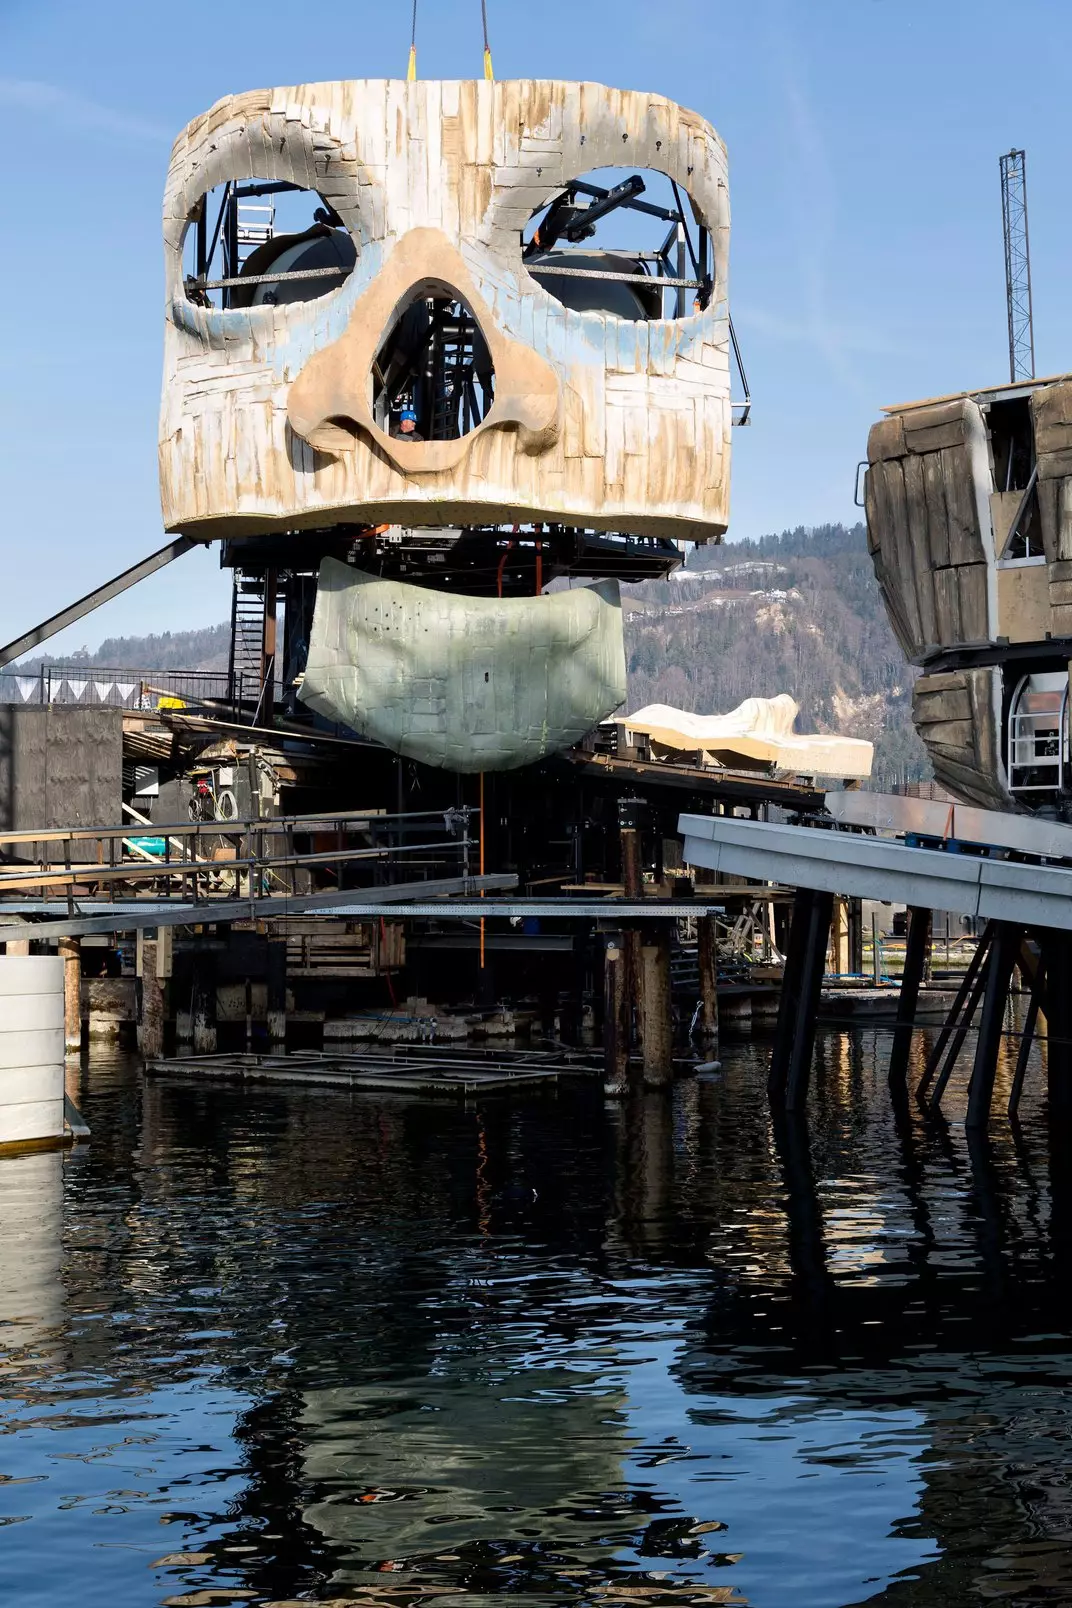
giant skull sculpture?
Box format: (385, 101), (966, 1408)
(160, 79), (731, 540)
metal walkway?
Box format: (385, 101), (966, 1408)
(679, 812), (1072, 931)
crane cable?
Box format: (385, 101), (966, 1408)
(408, 0), (492, 83)
(407, 0), (418, 81)
(481, 0), (494, 80)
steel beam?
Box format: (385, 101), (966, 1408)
(785, 891), (833, 1112)
(824, 788), (1072, 864)
(965, 923), (1021, 1129)
(769, 888), (832, 1111)
(0, 874), (519, 943)
(1043, 929), (1072, 1121)
(1009, 952), (1046, 1118)
(680, 813), (1072, 932)
(918, 923), (994, 1096)
(888, 907), (932, 1089)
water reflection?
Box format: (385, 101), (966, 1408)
(0, 1031), (1070, 1606)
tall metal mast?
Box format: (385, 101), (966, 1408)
(1000, 149), (1035, 383)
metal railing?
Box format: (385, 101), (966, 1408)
(0, 806), (478, 915)
(1008, 674), (1069, 795)
(0, 665), (244, 715)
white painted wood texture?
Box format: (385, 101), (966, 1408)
(161, 80), (732, 542)
(0, 957), (65, 1146)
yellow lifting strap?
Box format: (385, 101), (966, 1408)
(407, 0), (418, 80)
(481, 0), (494, 79)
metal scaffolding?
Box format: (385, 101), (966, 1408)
(1000, 149), (1035, 383)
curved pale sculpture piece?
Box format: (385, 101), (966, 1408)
(619, 696), (874, 779)
(298, 561), (627, 771)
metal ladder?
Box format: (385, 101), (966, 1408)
(430, 308), (478, 439)
(228, 574), (265, 714)
(236, 198), (274, 257)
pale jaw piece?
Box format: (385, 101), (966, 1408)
(299, 560), (627, 772)
(619, 695), (874, 780)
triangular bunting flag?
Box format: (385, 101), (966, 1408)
(17, 678), (36, 701)
(65, 679), (87, 699)
(93, 682), (113, 702)
(116, 683), (136, 702)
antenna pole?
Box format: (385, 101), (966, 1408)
(1000, 149), (1035, 383)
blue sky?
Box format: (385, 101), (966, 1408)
(2, 0), (1070, 653)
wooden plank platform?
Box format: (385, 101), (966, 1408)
(145, 1044), (599, 1097)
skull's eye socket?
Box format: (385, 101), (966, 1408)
(523, 168), (712, 321)
(370, 289), (495, 442)
(182, 181), (356, 309)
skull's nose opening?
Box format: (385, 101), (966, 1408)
(371, 289), (495, 442)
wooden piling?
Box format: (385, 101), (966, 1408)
(602, 931), (629, 1097)
(136, 932), (165, 1058)
(58, 935), (81, 1052)
(619, 798), (646, 1086)
(191, 952), (218, 1054)
(638, 926), (673, 1089)
(696, 914), (719, 1047)
(267, 939), (287, 1044)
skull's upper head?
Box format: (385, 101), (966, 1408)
(160, 79), (731, 541)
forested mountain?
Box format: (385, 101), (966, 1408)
(16, 624), (231, 675)
(623, 523), (930, 789)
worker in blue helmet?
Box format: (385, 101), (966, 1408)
(391, 403), (424, 442)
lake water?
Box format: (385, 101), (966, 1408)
(2, 1032), (1070, 1607)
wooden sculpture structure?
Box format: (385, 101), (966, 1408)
(160, 79), (732, 542)
(866, 375), (1072, 814)
(158, 78), (733, 770)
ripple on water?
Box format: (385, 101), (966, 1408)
(0, 1030), (1069, 1607)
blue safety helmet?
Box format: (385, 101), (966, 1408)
(400, 406), (417, 423)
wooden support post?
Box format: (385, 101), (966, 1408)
(696, 914), (719, 1047)
(602, 931), (629, 1097)
(638, 925), (673, 1088)
(191, 951), (218, 1055)
(619, 798), (646, 1083)
(267, 939), (287, 1044)
(831, 897), (850, 977)
(4, 938), (30, 955)
(621, 827), (643, 899)
(965, 923), (1021, 1130)
(58, 935), (82, 1052)
(888, 906), (932, 1089)
(136, 930), (165, 1059)
(1043, 929), (1072, 1122)
(847, 897), (863, 978)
